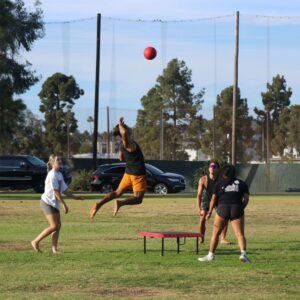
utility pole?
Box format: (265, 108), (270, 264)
(213, 105), (216, 158)
(231, 11), (239, 166)
(92, 13), (101, 170)
(160, 108), (164, 160)
(107, 106), (110, 158)
(266, 107), (270, 164)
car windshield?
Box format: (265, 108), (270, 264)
(26, 156), (46, 166)
(146, 164), (164, 175)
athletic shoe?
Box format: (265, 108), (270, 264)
(198, 254), (214, 262)
(239, 253), (251, 263)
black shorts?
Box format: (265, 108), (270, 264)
(216, 204), (244, 221)
(200, 198), (210, 212)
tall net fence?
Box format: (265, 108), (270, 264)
(23, 13), (300, 162)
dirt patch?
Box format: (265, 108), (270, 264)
(0, 205), (15, 216)
(102, 237), (139, 241)
(0, 242), (30, 251)
(80, 286), (176, 299)
(22, 284), (177, 299)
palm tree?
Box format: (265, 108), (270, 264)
(87, 116), (94, 137)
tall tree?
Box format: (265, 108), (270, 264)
(134, 87), (164, 159)
(0, 80), (26, 153)
(272, 105), (300, 159)
(201, 86), (254, 162)
(254, 74), (292, 159)
(10, 109), (47, 157)
(39, 73), (84, 156)
(0, 0), (44, 151)
(135, 59), (204, 160)
(87, 116), (94, 136)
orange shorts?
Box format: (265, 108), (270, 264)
(118, 173), (147, 193)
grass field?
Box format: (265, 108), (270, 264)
(0, 194), (299, 299)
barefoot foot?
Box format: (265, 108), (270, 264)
(112, 200), (121, 216)
(200, 235), (205, 244)
(90, 203), (101, 219)
(31, 240), (41, 253)
(220, 239), (230, 245)
(52, 247), (60, 254)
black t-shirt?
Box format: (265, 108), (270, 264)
(213, 178), (249, 206)
(120, 142), (146, 176)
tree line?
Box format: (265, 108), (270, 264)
(1, 1), (299, 162)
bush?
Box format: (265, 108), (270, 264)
(69, 170), (92, 191)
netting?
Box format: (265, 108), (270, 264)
(22, 13), (300, 161)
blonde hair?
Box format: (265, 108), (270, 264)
(47, 154), (56, 173)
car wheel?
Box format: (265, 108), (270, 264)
(100, 183), (114, 193)
(154, 183), (168, 195)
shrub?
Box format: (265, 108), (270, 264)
(69, 170), (92, 191)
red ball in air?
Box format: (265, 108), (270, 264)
(144, 47), (157, 60)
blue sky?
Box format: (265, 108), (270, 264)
(21, 0), (300, 132)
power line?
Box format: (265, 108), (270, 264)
(242, 13), (300, 20)
(44, 13), (300, 25)
(44, 14), (235, 24)
(45, 16), (96, 24)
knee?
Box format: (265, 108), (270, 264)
(200, 213), (207, 222)
(236, 232), (245, 239)
(213, 224), (223, 236)
(134, 195), (144, 204)
(50, 223), (61, 232)
(113, 190), (123, 198)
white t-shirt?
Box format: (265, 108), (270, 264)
(41, 169), (68, 209)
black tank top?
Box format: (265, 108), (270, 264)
(202, 175), (219, 201)
(120, 142), (146, 175)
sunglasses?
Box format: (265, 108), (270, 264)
(209, 164), (218, 169)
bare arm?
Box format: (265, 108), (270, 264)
(196, 176), (206, 213)
(118, 117), (136, 152)
(206, 194), (217, 220)
(54, 190), (69, 214)
(63, 190), (83, 200)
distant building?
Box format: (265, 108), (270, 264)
(271, 147), (300, 163)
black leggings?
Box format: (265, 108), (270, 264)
(216, 204), (244, 221)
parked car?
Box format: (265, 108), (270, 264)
(0, 155), (72, 193)
(91, 162), (185, 194)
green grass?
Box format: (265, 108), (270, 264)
(0, 194), (299, 299)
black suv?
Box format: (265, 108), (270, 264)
(91, 162), (185, 194)
(0, 155), (72, 193)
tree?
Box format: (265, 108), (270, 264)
(134, 59), (204, 160)
(87, 116), (94, 136)
(134, 87), (164, 159)
(10, 109), (47, 157)
(201, 86), (254, 162)
(39, 73), (84, 156)
(0, 81), (26, 153)
(272, 105), (300, 159)
(0, 0), (44, 152)
(254, 74), (292, 159)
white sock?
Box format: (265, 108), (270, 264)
(208, 251), (214, 257)
(241, 250), (246, 256)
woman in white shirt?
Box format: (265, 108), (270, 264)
(31, 155), (82, 253)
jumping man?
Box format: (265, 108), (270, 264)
(89, 117), (147, 218)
